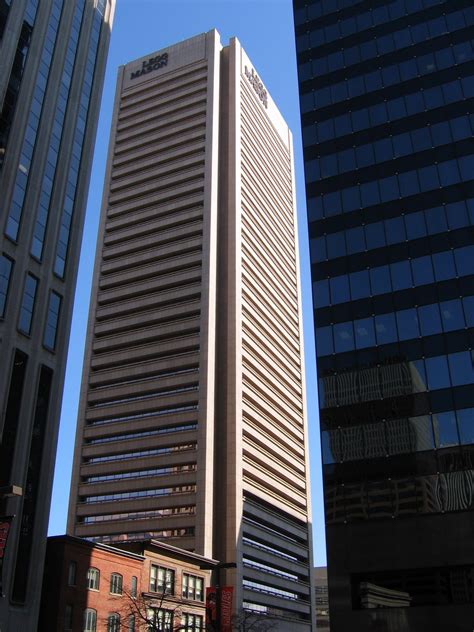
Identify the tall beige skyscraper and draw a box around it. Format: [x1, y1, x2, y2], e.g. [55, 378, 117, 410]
[68, 30, 314, 629]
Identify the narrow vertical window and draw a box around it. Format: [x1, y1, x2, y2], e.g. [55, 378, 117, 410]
[43, 291, 61, 350]
[83, 608, 96, 632]
[87, 567, 100, 590]
[67, 561, 77, 586]
[64, 604, 73, 631]
[131, 575, 137, 598]
[0, 350, 28, 486]
[12, 366, 53, 603]
[0, 254, 13, 317]
[18, 273, 38, 334]
[110, 573, 123, 595]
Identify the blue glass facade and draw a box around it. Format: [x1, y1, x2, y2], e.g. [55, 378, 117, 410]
[294, 1, 474, 629]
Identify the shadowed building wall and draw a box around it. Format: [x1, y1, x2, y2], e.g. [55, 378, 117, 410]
[0, 1, 114, 628]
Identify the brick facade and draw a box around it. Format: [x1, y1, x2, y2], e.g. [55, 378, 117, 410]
[38, 535, 215, 631]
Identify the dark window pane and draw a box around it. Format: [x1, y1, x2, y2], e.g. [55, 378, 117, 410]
[405, 211, 426, 240]
[463, 296, 474, 328]
[327, 232, 346, 259]
[425, 206, 447, 235]
[354, 317, 376, 349]
[433, 411, 459, 448]
[433, 251, 455, 281]
[396, 308, 419, 341]
[385, 216, 405, 244]
[375, 313, 397, 345]
[412, 255, 434, 285]
[313, 280, 330, 307]
[440, 299, 465, 332]
[323, 191, 342, 217]
[342, 186, 361, 212]
[448, 351, 474, 387]
[393, 132, 413, 157]
[350, 270, 370, 300]
[445, 201, 468, 230]
[457, 408, 474, 445]
[360, 181, 380, 207]
[418, 165, 440, 191]
[409, 415, 435, 451]
[0, 256, 13, 318]
[425, 356, 451, 390]
[346, 226, 365, 254]
[391, 260, 412, 291]
[398, 171, 419, 197]
[330, 275, 350, 304]
[334, 321, 355, 353]
[370, 265, 391, 295]
[379, 176, 399, 202]
[310, 237, 326, 263]
[454, 245, 474, 276]
[365, 222, 385, 249]
[438, 160, 461, 186]
[316, 326, 333, 356]
[418, 304, 442, 336]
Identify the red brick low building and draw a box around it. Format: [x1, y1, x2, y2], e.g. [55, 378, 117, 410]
[38, 535, 216, 631]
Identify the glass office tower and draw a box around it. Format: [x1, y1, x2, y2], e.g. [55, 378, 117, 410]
[293, 1, 474, 630]
[0, 1, 114, 628]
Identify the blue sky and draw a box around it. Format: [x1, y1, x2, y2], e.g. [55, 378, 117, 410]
[48, 0, 326, 566]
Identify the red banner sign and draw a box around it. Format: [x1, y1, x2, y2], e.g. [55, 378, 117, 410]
[206, 586, 217, 626]
[220, 586, 234, 632]
[0, 518, 12, 560]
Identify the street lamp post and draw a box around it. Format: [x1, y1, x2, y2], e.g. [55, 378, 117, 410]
[200, 561, 237, 631]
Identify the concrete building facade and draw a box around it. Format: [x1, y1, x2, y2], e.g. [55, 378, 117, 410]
[67, 31, 314, 629]
[0, 1, 114, 628]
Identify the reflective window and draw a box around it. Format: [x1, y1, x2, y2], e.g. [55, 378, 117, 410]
[150, 565, 175, 595]
[316, 326, 333, 356]
[334, 322, 354, 353]
[448, 352, 474, 387]
[370, 266, 391, 296]
[433, 411, 459, 448]
[425, 356, 450, 390]
[350, 270, 370, 300]
[464, 296, 474, 328]
[4, 0, 63, 242]
[375, 313, 397, 345]
[433, 251, 456, 281]
[354, 317, 375, 349]
[418, 304, 442, 336]
[54, 6, 104, 278]
[18, 274, 38, 334]
[440, 299, 465, 332]
[330, 275, 350, 304]
[412, 255, 434, 286]
[390, 260, 412, 291]
[31, 0, 87, 260]
[182, 573, 204, 601]
[43, 291, 61, 350]
[396, 308, 419, 341]
[0, 255, 13, 317]
[457, 409, 474, 445]
[313, 280, 330, 307]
